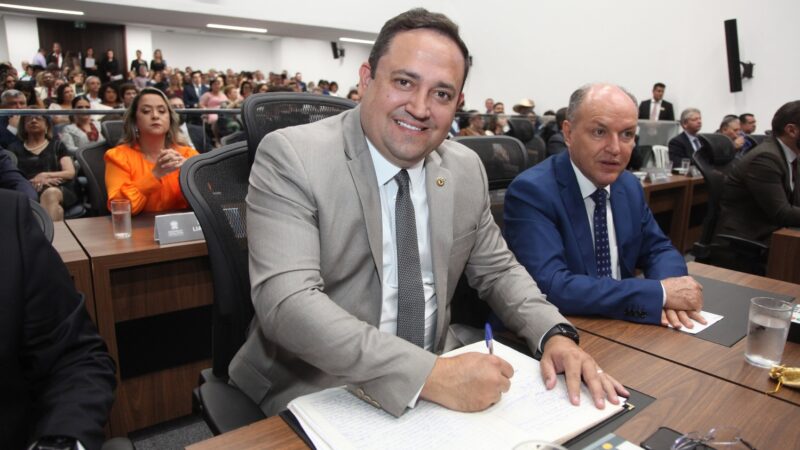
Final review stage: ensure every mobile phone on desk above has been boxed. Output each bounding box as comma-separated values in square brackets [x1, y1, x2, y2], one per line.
[641, 426, 715, 450]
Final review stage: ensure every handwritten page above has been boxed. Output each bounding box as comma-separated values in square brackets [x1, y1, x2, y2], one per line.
[289, 341, 627, 450]
[667, 310, 724, 335]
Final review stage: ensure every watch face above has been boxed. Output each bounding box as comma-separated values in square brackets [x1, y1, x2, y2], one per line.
[33, 436, 78, 450]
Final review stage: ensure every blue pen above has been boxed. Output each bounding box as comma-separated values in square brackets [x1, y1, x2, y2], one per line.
[485, 322, 494, 355]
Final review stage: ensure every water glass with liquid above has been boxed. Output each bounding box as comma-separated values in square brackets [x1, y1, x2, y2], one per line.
[745, 297, 793, 368]
[110, 199, 132, 239]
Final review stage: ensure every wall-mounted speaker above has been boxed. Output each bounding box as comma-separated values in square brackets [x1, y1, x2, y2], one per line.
[724, 19, 743, 92]
[330, 42, 345, 59]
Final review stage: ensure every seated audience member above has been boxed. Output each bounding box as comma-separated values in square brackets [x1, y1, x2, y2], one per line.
[719, 115, 745, 153]
[133, 65, 150, 91]
[505, 83, 704, 328]
[199, 77, 226, 125]
[105, 87, 198, 215]
[60, 96, 106, 151]
[667, 108, 703, 166]
[485, 113, 509, 136]
[119, 83, 137, 109]
[3, 72, 17, 91]
[48, 83, 76, 125]
[484, 98, 494, 114]
[166, 71, 185, 99]
[148, 70, 169, 93]
[0, 149, 37, 199]
[69, 69, 85, 95]
[239, 80, 253, 101]
[8, 113, 78, 221]
[100, 83, 120, 109]
[493, 101, 505, 114]
[739, 113, 757, 135]
[0, 189, 116, 450]
[34, 70, 56, 103]
[717, 101, 800, 244]
[231, 8, 626, 420]
[168, 96, 209, 152]
[0, 88, 26, 148]
[546, 107, 568, 156]
[458, 110, 486, 136]
[84, 76, 102, 105]
[16, 80, 45, 108]
[346, 89, 360, 102]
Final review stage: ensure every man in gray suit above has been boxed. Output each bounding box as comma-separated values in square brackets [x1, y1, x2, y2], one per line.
[230, 8, 627, 418]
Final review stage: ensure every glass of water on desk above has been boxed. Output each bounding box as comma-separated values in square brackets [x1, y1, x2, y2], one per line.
[745, 297, 793, 368]
[110, 199, 132, 239]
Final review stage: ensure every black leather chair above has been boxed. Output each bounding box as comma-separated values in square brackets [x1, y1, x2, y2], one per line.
[691, 133, 767, 274]
[749, 134, 767, 145]
[76, 141, 111, 216]
[29, 198, 54, 243]
[101, 120, 123, 147]
[507, 117, 545, 167]
[219, 129, 245, 146]
[453, 135, 528, 190]
[1, 148, 17, 166]
[242, 92, 356, 167]
[182, 94, 356, 435]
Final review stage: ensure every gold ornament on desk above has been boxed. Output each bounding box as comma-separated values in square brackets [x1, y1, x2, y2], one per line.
[767, 365, 800, 393]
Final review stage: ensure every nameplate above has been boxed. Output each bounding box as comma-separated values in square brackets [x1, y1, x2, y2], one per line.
[154, 212, 204, 245]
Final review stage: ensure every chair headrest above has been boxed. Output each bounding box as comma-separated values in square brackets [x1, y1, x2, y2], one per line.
[698, 133, 736, 165]
[507, 117, 534, 142]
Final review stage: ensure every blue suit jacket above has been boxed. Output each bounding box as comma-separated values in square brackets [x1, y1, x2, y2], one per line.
[504, 151, 687, 323]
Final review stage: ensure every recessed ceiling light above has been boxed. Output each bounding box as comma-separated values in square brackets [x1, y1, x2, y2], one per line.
[339, 37, 375, 45]
[0, 3, 83, 15]
[207, 23, 267, 34]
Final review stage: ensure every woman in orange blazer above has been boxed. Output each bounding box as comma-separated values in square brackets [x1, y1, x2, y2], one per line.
[105, 87, 198, 215]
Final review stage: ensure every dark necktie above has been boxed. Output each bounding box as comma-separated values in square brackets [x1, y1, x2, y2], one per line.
[590, 189, 612, 278]
[394, 169, 425, 347]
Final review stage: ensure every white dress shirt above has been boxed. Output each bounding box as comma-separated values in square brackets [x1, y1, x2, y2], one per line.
[367, 138, 438, 353]
[649, 99, 662, 121]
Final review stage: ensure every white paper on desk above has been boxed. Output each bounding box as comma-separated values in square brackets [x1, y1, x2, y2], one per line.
[667, 310, 724, 334]
[288, 341, 627, 450]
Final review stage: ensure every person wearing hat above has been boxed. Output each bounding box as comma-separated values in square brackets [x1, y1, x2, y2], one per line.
[513, 98, 541, 132]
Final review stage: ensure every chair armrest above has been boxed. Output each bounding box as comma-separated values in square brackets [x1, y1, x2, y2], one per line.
[197, 380, 267, 435]
[716, 234, 769, 254]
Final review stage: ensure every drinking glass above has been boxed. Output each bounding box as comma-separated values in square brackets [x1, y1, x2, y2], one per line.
[680, 158, 691, 174]
[110, 199, 132, 239]
[745, 297, 792, 368]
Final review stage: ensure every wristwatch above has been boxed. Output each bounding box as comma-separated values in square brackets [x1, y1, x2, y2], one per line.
[29, 436, 78, 450]
[533, 323, 580, 359]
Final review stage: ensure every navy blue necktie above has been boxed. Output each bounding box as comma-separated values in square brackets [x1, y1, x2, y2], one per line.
[591, 189, 612, 278]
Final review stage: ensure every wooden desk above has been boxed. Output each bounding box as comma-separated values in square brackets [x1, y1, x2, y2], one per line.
[66, 215, 213, 436]
[570, 262, 800, 406]
[52, 221, 96, 322]
[767, 227, 800, 284]
[642, 175, 691, 251]
[187, 334, 800, 450]
[683, 176, 708, 253]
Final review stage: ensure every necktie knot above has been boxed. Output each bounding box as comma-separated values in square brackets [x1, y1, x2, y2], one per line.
[590, 188, 607, 206]
[395, 169, 410, 191]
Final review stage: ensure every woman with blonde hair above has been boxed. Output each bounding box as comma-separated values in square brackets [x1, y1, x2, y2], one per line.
[104, 87, 198, 215]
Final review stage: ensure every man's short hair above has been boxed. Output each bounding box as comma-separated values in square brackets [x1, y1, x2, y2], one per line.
[555, 107, 567, 131]
[720, 115, 739, 131]
[566, 84, 637, 123]
[680, 108, 701, 124]
[1, 89, 24, 105]
[191, 70, 202, 77]
[739, 113, 754, 123]
[771, 101, 800, 137]
[653, 82, 666, 90]
[367, 8, 470, 90]
[119, 83, 137, 95]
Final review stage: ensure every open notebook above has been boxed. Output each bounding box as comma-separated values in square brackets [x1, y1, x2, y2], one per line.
[288, 341, 629, 449]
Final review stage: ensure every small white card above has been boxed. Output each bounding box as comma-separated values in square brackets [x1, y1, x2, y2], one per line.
[667, 310, 724, 334]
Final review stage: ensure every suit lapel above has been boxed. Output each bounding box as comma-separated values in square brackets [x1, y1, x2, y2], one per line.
[424, 150, 453, 348]
[610, 180, 633, 276]
[342, 108, 383, 285]
[555, 153, 596, 275]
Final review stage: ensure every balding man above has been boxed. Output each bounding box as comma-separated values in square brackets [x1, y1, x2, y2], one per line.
[505, 84, 704, 329]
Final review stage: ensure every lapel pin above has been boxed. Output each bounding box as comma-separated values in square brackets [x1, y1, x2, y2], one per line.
[436, 177, 445, 187]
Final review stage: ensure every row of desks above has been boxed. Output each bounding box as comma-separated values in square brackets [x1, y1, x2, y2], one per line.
[188, 262, 800, 449]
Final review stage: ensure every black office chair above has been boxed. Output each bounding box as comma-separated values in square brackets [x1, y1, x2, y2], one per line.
[507, 117, 545, 167]
[101, 120, 124, 147]
[182, 94, 356, 435]
[1, 148, 17, 166]
[76, 141, 111, 216]
[691, 133, 767, 274]
[242, 92, 356, 166]
[749, 134, 767, 145]
[453, 135, 528, 190]
[219, 129, 246, 146]
[29, 198, 54, 243]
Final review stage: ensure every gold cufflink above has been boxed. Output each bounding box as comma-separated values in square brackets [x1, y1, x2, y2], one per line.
[436, 177, 445, 187]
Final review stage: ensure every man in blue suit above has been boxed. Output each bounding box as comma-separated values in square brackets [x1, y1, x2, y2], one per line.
[505, 83, 704, 328]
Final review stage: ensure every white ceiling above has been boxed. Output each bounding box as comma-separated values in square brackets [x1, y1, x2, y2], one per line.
[4, 0, 378, 42]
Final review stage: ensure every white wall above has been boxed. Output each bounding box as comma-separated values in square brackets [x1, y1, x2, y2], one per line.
[151, 30, 273, 73]
[2, 14, 38, 69]
[0, 17, 8, 64]
[273, 37, 370, 92]
[125, 26, 152, 70]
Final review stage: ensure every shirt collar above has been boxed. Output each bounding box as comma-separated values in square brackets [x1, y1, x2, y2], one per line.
[776, 137, 797, 164]
[366, 137, 425, 187]
[570, 158, 611, 200]
[652, 98, 661, 104]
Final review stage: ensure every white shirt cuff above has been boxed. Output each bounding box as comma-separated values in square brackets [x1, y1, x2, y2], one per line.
[660, 281, 667, 306]
[408, 385, 424, 408]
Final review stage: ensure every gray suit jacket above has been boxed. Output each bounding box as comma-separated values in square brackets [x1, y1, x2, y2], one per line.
[229, 106, 565, 417]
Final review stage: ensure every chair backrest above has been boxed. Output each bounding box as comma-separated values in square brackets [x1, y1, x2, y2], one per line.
[242, 92, 356, 166]
[220, 130, 246, 146]
[507, 117, 546, 167]
[29, 198, 54, 243]
[525, 135, 546, 168]
[76, 141, 111, 216]
[749, 134, 767, 145]
[179, 141, 251, 379]
[101, 120, 124, 147]
[453, 135, 528, 190]
[692, 133, 737, 244]
[1, 148, 17, 166]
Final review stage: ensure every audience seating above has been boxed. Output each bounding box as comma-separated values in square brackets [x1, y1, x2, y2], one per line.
[101, 120, 123, 147]
[453, 135, 528, 190]
[691, 133, 767, 274]
[242, 92, 356, 167]
[76, 141, 111, 216]
[29, 197, 54, 243]
[181, 93, 356, 435]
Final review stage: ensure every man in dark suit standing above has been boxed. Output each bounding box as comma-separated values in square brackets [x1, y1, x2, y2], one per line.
[638, 82, 675, 121]
[46, 42, 64, 69]
[668, 108, 703, 165]
[717, 101, 800, 244]
[506, 83, 704, 329]
[0, 189, 116, 450]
